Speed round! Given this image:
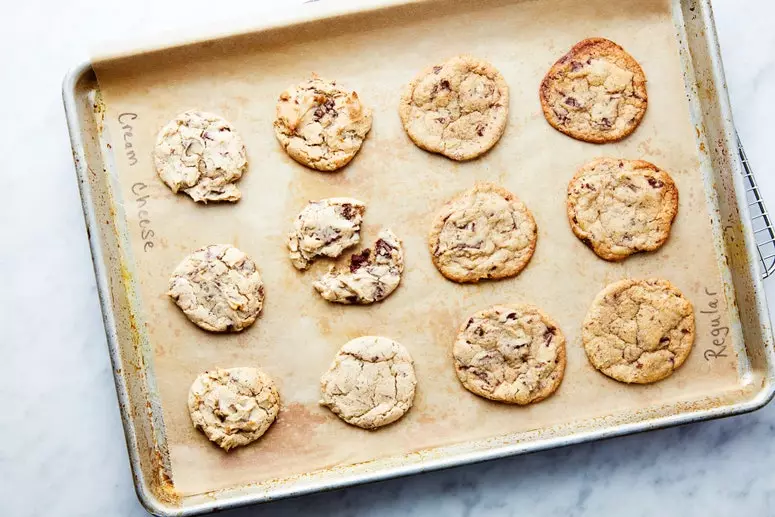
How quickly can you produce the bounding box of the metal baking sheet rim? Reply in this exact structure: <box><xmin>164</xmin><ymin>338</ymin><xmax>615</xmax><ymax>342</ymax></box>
<box><xmin>61</xmin><ymin>2</ymin><xmax>775</xmax><ymax>515</ymax></box>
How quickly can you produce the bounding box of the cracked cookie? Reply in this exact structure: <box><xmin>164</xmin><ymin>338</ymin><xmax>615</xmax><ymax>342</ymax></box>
<box><xmin>288</xmin><ymin>197</ymin><xmax>366</xmax><ymax>271</ymax></box>
<box><xmin>188</xmin><ymin>367</ymin><xmax>280</xmax><ymax>451</ymax></box>
<box><xmin>540</xmin><ymin>38</ymin><xmax>647</xmax><ymax>143</ymax></box>
<box><xmin>583</xmin><ymin>278</ymin><xmax>695</xmax><ymax>384</ymax></box>
<box><xmin>453</xmin><ymin>304</ymin><xmax>566</xmax><ymax>404</ymax></box>
<box><xmin>313</xmin><ymin>229</ymin><xmax>404</xmax><ymax>304</ymax></box>
<box><xmin>274</xmin><ymin>76</ymin><xmax>373</xmax><ymax>171</ymax></box>
<box><xmin>169</xmin><ymin>244</ymin><xmax>264</xmax><ymax>332</ymax></box>
<box><xmin>399</xmin><ymin>55</ymin><xmax>509</xmax><ymax>160</ymax></box>
<box><xmin>567</xmin><ymin>157</ymin><xmax>678</xmax><ymax>261</ymax></box>
<box><xmin>429</xmin><ymin>183</ymin><xmax>537</xmax><ymax>283</ymax></box>
<box><xmin>320</xmin><ymin>336</ymin><xmax>416</xmax><ymax>429</ymax></box>
<box><xmin>153</xmin><ymin>110</ymin><xmax>247</xmax><ymax>203</ymax></box>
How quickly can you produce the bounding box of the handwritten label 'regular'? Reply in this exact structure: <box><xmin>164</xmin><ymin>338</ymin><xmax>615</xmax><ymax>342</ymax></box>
<box><xmin>118</xmin><ymin>113</ymin><xmax>138</xmax><ymax>166</ymax></box>
<box><xmin>132</xmin><ymin>183</ymin><xmax>156</xmax><ymax>252</ymax></box>
<box><xmin>702</xmin><ymin>287</ymin><xmax>729</xmax><ymax>361</ymax></box>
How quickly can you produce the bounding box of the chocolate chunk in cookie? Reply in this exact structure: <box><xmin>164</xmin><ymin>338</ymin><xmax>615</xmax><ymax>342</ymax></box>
<box><xmin>540</xmin><ymin>38</ymin><xmax>647</xmax><ymax>143</ymax></box>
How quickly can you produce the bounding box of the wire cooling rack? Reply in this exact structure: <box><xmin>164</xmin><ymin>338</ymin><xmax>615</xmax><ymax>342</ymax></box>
<box><xmin>739</xmin><ymin>137</ymin><xmax>775</xmax><ymax>279</ymax></box>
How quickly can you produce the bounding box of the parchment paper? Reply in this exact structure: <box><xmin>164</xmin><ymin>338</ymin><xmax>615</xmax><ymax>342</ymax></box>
<box><xmin>93</xmin><ymin>0</ymin><xmax>741</xmax><ymax>496</ymax></box>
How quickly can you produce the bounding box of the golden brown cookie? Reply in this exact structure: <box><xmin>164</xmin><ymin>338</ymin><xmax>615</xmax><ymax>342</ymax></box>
<box><xmin>399</xmin><ymin>55</ymin><xmax>509</xmax><ymax>160</ymax></box>
<box><xmin>453</xmin><ymin>304</ymin><xmax>566</xmax><ymax>404</ymax></box>
<box><xmin>583</xmin><ymin>278</ymin><xmax>695</xmax><ymax>384</ymax></box>
<box><xmin>274</xmin><ymin>76</ymin><xmax>372</xmax><ymax>171</ymax></box>
<box><xmin>567</xmin><ymin>158</ymin><xmax>678</xmax><ymax>261</ymax></box>
<box><xmin>428</xmin><ymin>183</ymin><xmax>537</xmax><ymax>283</ymax></box>
<box><xmin>540</xmin><ymin>38</ymin><xmax>647</xmax><ymax>143</ymax></box>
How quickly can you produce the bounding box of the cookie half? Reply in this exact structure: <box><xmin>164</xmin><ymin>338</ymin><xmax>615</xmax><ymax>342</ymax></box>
<box><xmin>320</xmin><ymin>336</ymin><xmax>416</xmax><ymax>429</ymax></box>
<box><xmin>540</xmin><ymin>38</ymin><xmax>647</xmax><ymax>143</ymax></box>
<box><xmin>288</xmin><ymin>197</ymin><xmax>366</xmax><ymax>270</ymax></box>
<box><xmin>153</xmin><ymin>110</ymin><xmax>247</xmax><ymax>203</ymax></box>
<box><xmin>274</xmin><ymin>76</ymin><xmax>373</xmax><ymax>171</ymax></box>
<box><xmin>313</xmin><ymin>229</ymin><xmax>404</xmax><ymax>304</ymax></box>
<box><xmin>188</xmin><ymin>367</ymin><xmax>280</xmax><ymax>451</ymax></box>
<box><xmin>399</xmin><ymin>55</ymin><xmax>509</xmax><ymax>160</ymax></box>
<box><xmin>429</xmin><ymin>183</ymin><xmax>537</xmax><ymax>283</ymax></box>
<box><xmin>453</xmin><ymin>304</ymin><xmax>566</xmax><ymax>404</ymax></box>
<box><xmin>567</xmin><ymin>157</ymin><xmax>678</xmax><ymax>261</ymax></box>
<box><xmin>583</xmin><ymin>278</ymin><xmax>695</xmax><ymax>384</ymax></box>
<box><xmin>168</xmin><ymin>244</ymin><xmax>264</xmax><ymax>332</ymax></box>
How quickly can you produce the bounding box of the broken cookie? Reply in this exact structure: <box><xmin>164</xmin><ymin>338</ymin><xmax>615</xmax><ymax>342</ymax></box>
<box><xmin>313</xmin><ymin>229</ymin><xmax>404</xmax><ymax>304</ymax></box>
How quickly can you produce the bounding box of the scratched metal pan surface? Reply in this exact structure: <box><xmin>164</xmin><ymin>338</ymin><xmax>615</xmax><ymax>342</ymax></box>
<box><xmin>62</xmin><ymin>0</ymin><xmax>775</xmax><ymax>515</ymax></box>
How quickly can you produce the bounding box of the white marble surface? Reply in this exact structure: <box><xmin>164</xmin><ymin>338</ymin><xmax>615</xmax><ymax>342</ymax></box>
<box><xmin>2</xmin><ymin>1</ymin><xmax>775</xmax><ymax>515</ymax></box>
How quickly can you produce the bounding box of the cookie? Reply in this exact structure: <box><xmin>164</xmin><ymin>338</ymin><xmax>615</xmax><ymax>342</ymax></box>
<box><xmin>453</xmin><ymin>304</ymin><xmax>566</xmax><ymax>404</ymax></box>
<box><xmin>583</xmin><ymin>278</ymin><xmax>695</xmax><ymax>384</ymax></box>
<box><xmin>320</xmin><ymin>336</ymin><xmax>416</xmax><ymax>429</ymax></box>
<box><xmin>153</xmin><ymin>110</ymin><xmax>247</xmax><ymax>203</ymax></box>
<box><xmin>567</xmin><ymin>158</ymin><xmax>679</xmax><ymax>261</ymax></box>
<box><xmin>188</xmin><ymin>367</ymin><xmax>280</xmax><ymax>451</ymax></box>
<box><xmin>274</xmin><ymin>76</ymin><xmax>373</xmax><ymax>171</ymax></box>
<box><xmin>288</xmin><ymin>197</ymin><xmax>366</xmax><ymax>271</ymax></box>
<box><xmin>168</xmin><ymin>244</ymin><xmax>264</xmax><ymax>332</ymax></box>
<box><xmin>540</xmin><ymin>38</ymin><xmax>647</xmax><ymax>143</ymax></box>
<box><xmin>399</xmin><ymin>55</ymin><xmax>509</xmax><ymax>160</ymax></box>
<box><xmin>313</xmin><ymin>229</ymin><xmax>404</xmax><ymax>304</ymax></box>
<box><xmin>429</xmin><ymin>183</ymin><xmax>537</xmax><ymax>283</ymax></box>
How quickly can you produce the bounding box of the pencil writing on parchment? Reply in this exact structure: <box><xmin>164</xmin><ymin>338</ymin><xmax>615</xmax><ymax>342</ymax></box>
<box><xmin>702</xmin><ymin>286</ymin><xmax>729</xmax><ymax>361</ymax></box>
<box><xmin>118</xmin><ymin>112</ymin><xmax>138</xmax><ymax>166</ymax></box>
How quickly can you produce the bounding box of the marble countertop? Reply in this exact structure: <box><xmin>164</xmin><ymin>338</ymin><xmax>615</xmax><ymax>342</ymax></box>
<box><xmin>2</xmin><ymin>1</ymin><xmax>775</xmax><ymax>515</ymax></box>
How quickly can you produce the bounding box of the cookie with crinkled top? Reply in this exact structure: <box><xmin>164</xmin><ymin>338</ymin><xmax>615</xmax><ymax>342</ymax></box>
<box><xmin>567</xmin><ymin>157</ymin><xmax>678</xmax><ymax>261</ymax></box>
<box><xmin>453</xmin><ymin>304</ymin><xmax>566</xmax><ymax>404</ymax></box>
<box><xmin>429</xmin><ymin>183</ymin><xmax>537</xmax><ymax>283</ymax></box>
<box><xmin>540</xmin><ymin>38</ymin><xmax>647</xmax><ymax>143</ymax></box>
<box><xmin>399</xmin><ymin>55</ymin><xmax>509</xmax><ymax>160</ymax></box>
<box><xmin>583</xmin><ymin>278</ymin><xmax>695</xmax><ymax>384</ymax></box>
<box><xmin>274</xmin><ymin>76</ymin><xmax>372</xmax><ymax>171</ymax></box>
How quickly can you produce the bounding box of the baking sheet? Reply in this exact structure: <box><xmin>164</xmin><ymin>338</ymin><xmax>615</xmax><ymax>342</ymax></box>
<box><xmin>92</xmin><ymin>0</ymin><xmax>741</xmax><ymax>497</ymax></box>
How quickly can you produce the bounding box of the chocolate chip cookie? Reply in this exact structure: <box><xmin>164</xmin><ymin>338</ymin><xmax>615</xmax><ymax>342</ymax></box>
<box><xmin>313</xmin><ymin>229</ymin><xmax>404</xmax><ymax>304</ymax></box>
<box><xmin>540</xmin><ymin>38</ymin><xmax>647</xmax><ymax>143</ymax></box>
<box><xmin>274</xmin><ymin>75</ymin><xmax>373</xmax><ymax>171</ymax></box>
<box><xmin>154</xmin><ymin>110</ymin><xmax>247</xmax><ymax>203</ymax></box>
<box><xmin>168</xmin><ymin>244</ymin><xmax>264</xmax><ymax>332</ymax></box>
<box><xmin>320</xmin><ymin>336</ymin><xmax>416</xmax><ymax>429</ymax></box>
<box><xmin>399</xmin><ymin>55</ymin><xmax>509</xmax><ymax>160</ymax></box>
<box><xmin>188</xmin><ymin>367</ymin><xmax>280</xmax><ymax>451</ymax></box>
<box><xmin>567</xmin><ymin>157</ymin><xmax>679</xmax><ymax>261</ymax></box>
<box><xmin>453</xmin><ymin>304</ymin><xmax>566</xmax><ymax>404</ymax></box>
<box><xmin>288</xmin><ymin>197</ymin><xmax>366</xmax><ymax>270</ymax></box>
<box><xmin>429</xmin><ymin>183</ymin><xmax>537</xmax><ymax>283</ymax></box>
<box><xmin>583</xmin><ymin>278</ymin><xmax>695</xmax><ymax>384</ymax></box>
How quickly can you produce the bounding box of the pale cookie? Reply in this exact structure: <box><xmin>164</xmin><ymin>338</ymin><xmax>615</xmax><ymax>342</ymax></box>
<box><xmin>540</xmin><ymin>38</ymin><xmax>647</xmax><ymax>143</ymax></box>
<box><xmin>313</xmin><ymin>229</ymin><xmax>404</xmax><ymax>304</ymax></box>
<box><xmin>453</xmin><ymin>304</ymin><xmax>566</xmax><ymax>404</ymax></box>
<box><xmin>429</xmin><ymin>183</ymin><xmax>537</xmax><ymax>283</ymax></box>
<box><xmin>583</xmin><ymin>278</ymin><xmax>695</xmax><ymax>384</ymax></box>
<box><xmin>288</xmin><ymin>197</ymin><xmax>366</xmax><ymax>271</ymax></box>
<box><xmin>154</xmin><ymin>110</ymin><xmax>247</xmax><ymax>203</ymax></box>
<box><xmin>188</xmin><ymin>367</ymin><xmax>280</xmax><ymax>451</ymax></box>
<box><xmin>169</xmin><ymin>244</ymin><xmax>264</xmax><ymax>332</ymax></box>
<box><xmin>320</xmin><ymin>336</ymin><xmax>416</xmax><ymax>429</ymax></box>
<box><xmin>567</xmin><ymin>158</ymin><xmax>679</xmax><ymax>261</ymax></box>
<box><xmin>399</xmin><ymin>55</ymin><xmax>509</xmax><ymax>160</ymax></box>
<box><xmin>274</xmin><ymin>76</ymin><xmax>373</xmax><ymax>171</ymax></box>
